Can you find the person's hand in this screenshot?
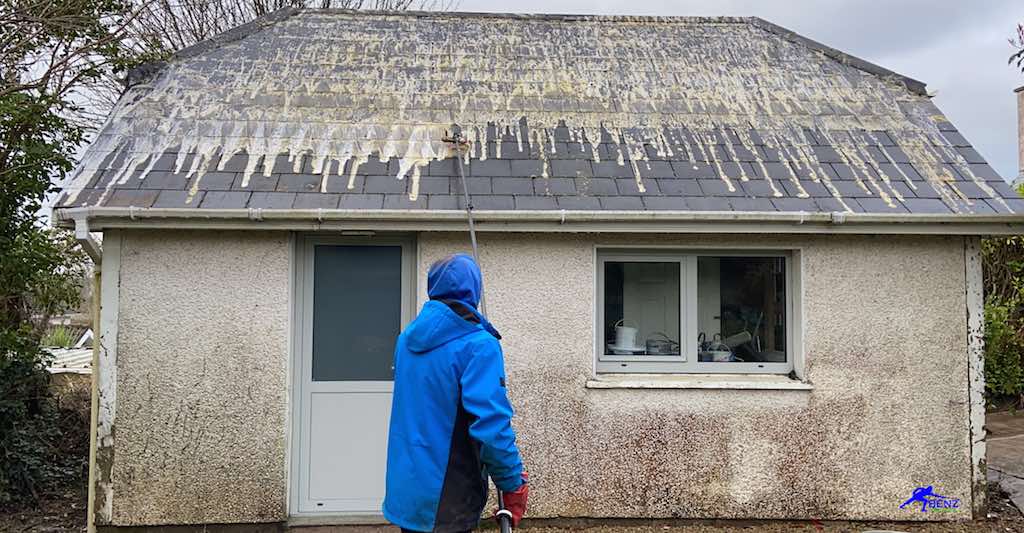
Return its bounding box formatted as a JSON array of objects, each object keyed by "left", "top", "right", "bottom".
[{"left": 497, "top": 471, "right": 529, "bottom": 528}]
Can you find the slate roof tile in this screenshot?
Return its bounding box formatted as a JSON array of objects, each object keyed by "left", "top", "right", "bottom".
[
  {"left": 383, "top": 194, "right": 427, "bottom": 209},
  {"left": 364, "top": 175, "right": 409, "bottom": 194},
  {"left": 730, "top": 198, "right": 776, "bottom": 211},
  {"left": 740, "top": 179, "right": 781, "bottom": 197},
  {"left": 556, "top": 196, "right": 601, "bottom": 209},
  {"left": 492, "top": 177, "right": 534, "bottom": 195},
  {"left": 902, "top": 198, "right": 953, "bottom": 214},
  {"left": 453, "top": 177, "right": 491, "bottom": 195},
  {"left": 106, "top": 189, "right": 159, "bottom": 208},
  {"left": 856, "top": 197, "right": 909, "bottom": 213},
  {"left": 470, "top": 159, "right": 512, "bottom": 177},
  {"left": 592, "top": 161, "right": 635, "bottom": 178},
  {"left": 233, "top": 173, "right": 279, "bottom": 191},
  {"left": 550, "top": 160, "right": 593, "bottom": 178},
  {"left": 656, "top": 178, "right": 702, "bottom": 196},
  {"left": 698, "top": 179, "right": 744, "bottom": 197},
  {"left": 417, "top": 177, "right": 451, "bottom": 195},
  {"left": 199, "top": 191, "right": 251, "bottom": 209},
  {"left": 576, "top": 177, "right": 618, "bottom": 196},
  {"left": 642, "top": 196, "right": 689, "bottom": 210},
  {"left": 534, "top": 177, "right": 576, "bottom": 195},
  {"left": 815, "top": 197, "right": 863, "bottom": 212},
  {"left": 188, "top": 171, "right": 238, "bottom": 191},
  {"left": 472, "top": 195, "right": 515, "bottom": 210},
  {"left": 276, "top": 173, "right": 321, "bottom": 193},
  {"left": 153, "top": 190, "right": 202, "bottom": 208},
  {"left": 515, "top": 196, "right": 559, "bottom": 210},
  {"left": 771, "top": 198, "right": 818, "bottom": 212},
  {"left": 510, "top": 159, "right": 544, "bottom": 177},
  {"left": 337, "top": 193, "right": 384, "bottom": 209},
  {"left": 248, "top": 192, "right": 297, "bottom": 209},
  {"left": 599, "top": 196, "right": 645, "bottom": 210},
  {"left": 685, "top": 197, "right": 732, "bottom": 211},
  {"left": 617, "top": 178, "right": 660, "bottom": 195},
  {"left": 427, "top": 195, "right": 460, "bottom": 210}
]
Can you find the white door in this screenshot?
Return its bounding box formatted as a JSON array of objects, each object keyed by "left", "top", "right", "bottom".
[{"left": 293, "top": 237, "right": 414, "bottom": 515}]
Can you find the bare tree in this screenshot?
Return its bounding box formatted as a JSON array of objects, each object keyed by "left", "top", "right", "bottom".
[
  {"left": 1011, "top": 23, "right": 1024, "bottom": 73},
  {"left": 0, "top": 0, "right": 146, "bottom": 106},
  {"left": 122, "top": 0, "right": 456, "bottom": 61}
]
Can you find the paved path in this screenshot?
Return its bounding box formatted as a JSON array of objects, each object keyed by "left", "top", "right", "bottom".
[{"left": 987, "top": 410, "right": 1024, "bottom": 513}]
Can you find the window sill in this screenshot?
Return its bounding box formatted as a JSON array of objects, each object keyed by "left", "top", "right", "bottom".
[{"left": 585, "top": 373, "right": 813, "bottom": 391}]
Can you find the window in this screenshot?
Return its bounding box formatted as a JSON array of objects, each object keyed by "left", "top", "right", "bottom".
[{"left": 597, "top": 249, "right": 795, "bottom": 374}]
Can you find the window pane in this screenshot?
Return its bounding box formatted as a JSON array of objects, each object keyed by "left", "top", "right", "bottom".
[
  {"left": 603, "top": 262, "right": 681, "bottom": 357},
  {"left": 697, "top": 256, "right": 786, "bottom": 364},
  {"left": 312, "top": 245, "right": 402, "bottom": 381}
]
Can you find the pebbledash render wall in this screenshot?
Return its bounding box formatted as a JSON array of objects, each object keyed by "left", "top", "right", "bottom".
[{"left": 97, "top": 229, "right": 975, "bottom": 527}]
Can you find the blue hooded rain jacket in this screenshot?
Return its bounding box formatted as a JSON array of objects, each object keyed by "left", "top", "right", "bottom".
[{"left": 383, "top": 254, "right": 525, "bottom": 533}]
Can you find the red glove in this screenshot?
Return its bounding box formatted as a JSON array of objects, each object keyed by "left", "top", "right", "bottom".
[{"left": 496, "top": 471, "right": 529, "bottom": 528}]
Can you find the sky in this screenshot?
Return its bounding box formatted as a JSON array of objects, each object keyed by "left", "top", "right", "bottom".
[{"left": 459, "top": 0, "right": 1024, "bottom": 182}]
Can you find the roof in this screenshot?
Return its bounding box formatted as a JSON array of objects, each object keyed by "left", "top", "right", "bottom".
[
  {"left": 47, "top": 348, "right": 93, "bottom": 375},
  {"left": 55, "top": 8, "right": 1024, "bottom": 223}
]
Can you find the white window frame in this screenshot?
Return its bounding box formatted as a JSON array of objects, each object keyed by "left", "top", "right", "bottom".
[{"left": 595, "top": 247, "right": 796, "bottom": 375}]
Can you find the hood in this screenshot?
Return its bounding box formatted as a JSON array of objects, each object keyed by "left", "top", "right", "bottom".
[
  {"left": 404, "top": 300, "right": 495, "bottom": 353},
  {"left": 426, "top": 253, "right": 482, "bottom": 308},
  {"left": 404, "top": 254, "right": 500, "bottom": 353}
]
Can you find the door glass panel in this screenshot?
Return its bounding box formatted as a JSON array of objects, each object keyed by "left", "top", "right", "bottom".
[{"left": 312, "top": 245, "right": 402, "bottom": 381}]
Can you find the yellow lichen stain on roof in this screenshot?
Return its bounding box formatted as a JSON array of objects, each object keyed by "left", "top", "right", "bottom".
[{"left": 64, "top": 11, "right": 1005, "bottom": 213}]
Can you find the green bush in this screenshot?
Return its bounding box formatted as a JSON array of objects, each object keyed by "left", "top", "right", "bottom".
[
  {"left": 0, "top": 231, "right": 88, "bottom": 506},
  {"left": 41, "top": 326, "right": 77, "bottom": 349},
  {"left": 983, "top": 233, "right": 1024, "bottom": 408},
  {"left": 983, "top": 302, "right": 1024, "bottom": 403}
]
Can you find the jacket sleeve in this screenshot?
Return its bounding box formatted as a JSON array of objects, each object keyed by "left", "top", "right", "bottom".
[{"left": 459, "top": 337, "right": 525, "bottom": 492}]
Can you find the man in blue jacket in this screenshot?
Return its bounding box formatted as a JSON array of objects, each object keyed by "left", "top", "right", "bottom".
[{"left": 383, "top": 253, "right": 529, "bottom": 533}]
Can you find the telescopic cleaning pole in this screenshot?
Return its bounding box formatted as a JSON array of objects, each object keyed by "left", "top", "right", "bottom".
[
  {"left": 443, "top": 132, "right": 511, "bottom": 531},
  {"left": 443, "top": 131, "right": 487, "bottom": 316}
]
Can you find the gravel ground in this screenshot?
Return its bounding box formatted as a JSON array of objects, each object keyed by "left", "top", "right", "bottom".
[{"left": 0, "top": 483, "right": 1020, "bottom": 532}]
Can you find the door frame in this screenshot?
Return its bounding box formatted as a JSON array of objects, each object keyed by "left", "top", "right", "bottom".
[{"left": 288, "top": 233, "right": 417, "bottom": 518}]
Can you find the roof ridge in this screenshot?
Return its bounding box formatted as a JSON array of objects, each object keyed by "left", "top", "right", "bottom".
[
  {"left": 305, "top": 8, "right": 752, "bottom": 24},
  {"left": 125, "top": 7, "right": 929, "bottom": 98}
]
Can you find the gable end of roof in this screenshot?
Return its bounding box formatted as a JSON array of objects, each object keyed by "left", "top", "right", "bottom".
[
  {"left": 748, "top": 17, "right": 928, "bottom": 97},
  {"left": 126, "top": 6, "right": 302, "bottom": 87}
]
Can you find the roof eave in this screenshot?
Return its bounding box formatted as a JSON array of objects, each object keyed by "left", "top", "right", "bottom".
[{"left": 53, "top": 207, "right": 1024, "bottom": 236}]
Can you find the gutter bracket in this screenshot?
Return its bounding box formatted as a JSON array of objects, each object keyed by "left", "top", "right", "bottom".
[
  {"left": 248, "top": 207, "right": 264, "bottom": 222},
  {"left": 830, "top": 211, "right": 847, "bottom": 225},
  {"left": 74, "top": 217, "right": 103, "bottom": 267}
]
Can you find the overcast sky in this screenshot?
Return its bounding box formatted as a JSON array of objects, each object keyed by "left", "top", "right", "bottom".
[{"left": 460, "top": 0, "right": 1024, "bottom": 182}]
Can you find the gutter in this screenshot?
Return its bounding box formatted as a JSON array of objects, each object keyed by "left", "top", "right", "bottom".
[{"left": 53, "top": 207, "right": 1024, "bottom": 235}]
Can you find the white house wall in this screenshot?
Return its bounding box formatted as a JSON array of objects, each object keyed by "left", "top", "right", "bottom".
[
  {"left": 102, "top": 230, "right": 973, "bottom": 525},
  {"left": 420, "top": 232, "right": 971, "bottom": 521},
  {"left": 106, "top": 230, "right": 291, "bottom": 526}
]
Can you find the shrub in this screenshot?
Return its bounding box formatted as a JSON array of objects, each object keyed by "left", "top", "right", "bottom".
[
  {"left": 983, "top": 234, "right": 1024, "bottom": 408},
  {"left": 40, "top": 326, "right": 77, "bottom": 349}
]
